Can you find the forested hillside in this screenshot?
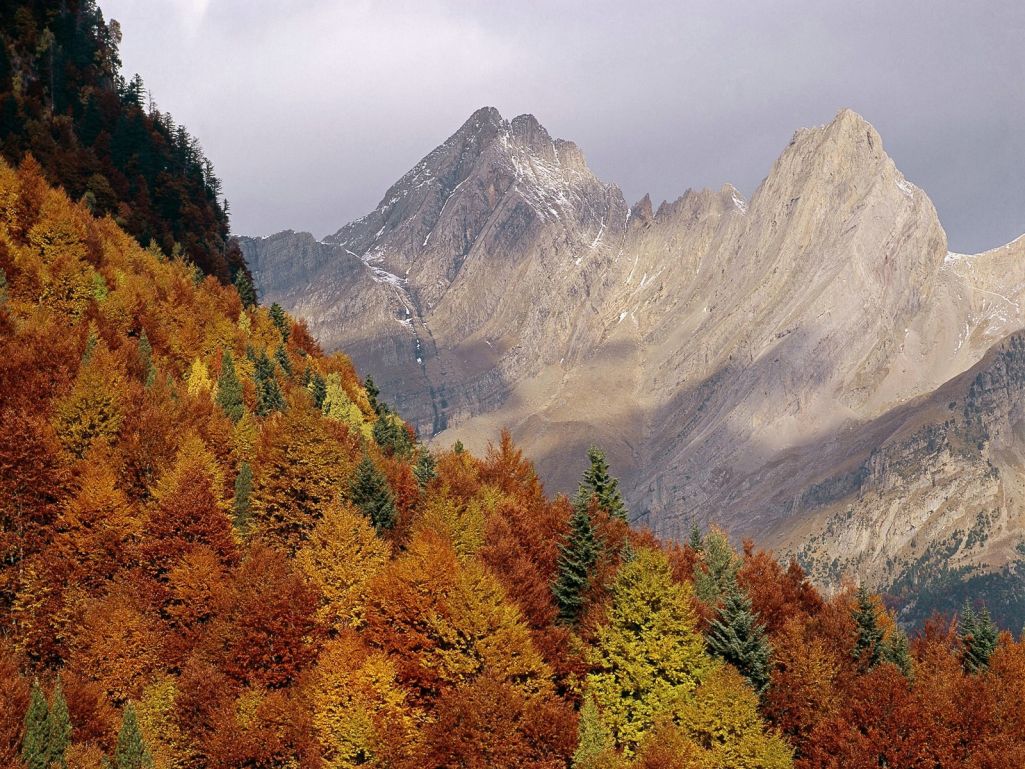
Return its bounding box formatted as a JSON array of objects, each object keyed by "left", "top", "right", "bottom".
[
  {"left": 2, "top": 156, "right": 1025, "bottom": 768},
  {"left": 0, "top": 0, "right": 249, "bottom": 285}
]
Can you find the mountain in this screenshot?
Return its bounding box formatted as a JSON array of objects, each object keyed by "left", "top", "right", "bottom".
[{"left": 240, "top": 107, "right": 1025, "bottom": 619}]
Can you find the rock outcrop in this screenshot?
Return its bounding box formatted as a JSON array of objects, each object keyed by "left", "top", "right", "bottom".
[{"left": 239, "top": 108, "right": 1025, "bottom": 615}]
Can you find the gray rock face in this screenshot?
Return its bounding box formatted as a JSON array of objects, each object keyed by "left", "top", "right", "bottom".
[{"left": 239, "top": 107, "right": 1025, "bottom": 598}]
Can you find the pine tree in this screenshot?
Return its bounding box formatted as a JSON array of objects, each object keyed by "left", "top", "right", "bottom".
[
  {"left": 253, "top": 350, "right": 284, "bottom": 416},
  {"left": 215, "top": 350, "right": 244, "bottom": 422},
  {"left": 269, "top": 303, "right": 290, "bottom": 342},
  {"left": 274, "top": 344, "right": 292, "bottom": 377},
  {"left": 577, "top": 446, "right": 627, "bottom": 521},
  {"left": 21, "top": 680, "right": 49, "bottom": 769},
  {"left": 706, "top": 583, "right": 773, "bottom": 693},
  {"left": 113, "top": 703, "right": 152, "bottom": 769},
  {"left": 881, "top": 626, "right": 913, "bottom": 677},
  {"left": 373, "top": 412, "right": 413, "bottom": 458},
  {"left": 852, "top": 586, "right": 883, "bottom": 670},
  {"left": 414, "top": 450, "right": 437, "bottom": 489},
  {"left": 233, "top": 461, "right": 253, "bottom": 531},
  {"left": 309, "top": 371, "right": 327, "bottom": 409},
  {"left": 552, "top": 502, "right": 599, "bottom": 625},
  {"left": 45, "top": 678, "right": 71, "bottom": 769},
  {"left": 960, "top": 602, "right": 999, "bottom": 674},
  {"left": 137, "top": 329, "right": 156, "bottom": 388},
  {"left": 233, "top": 269, "right": 257, "bottom": 308},
  {"left": 364, "top": 375, "right": 381, "bottom": 415},
  {"left": 349, "top": 455, "right": 396, "bottom": 533}
]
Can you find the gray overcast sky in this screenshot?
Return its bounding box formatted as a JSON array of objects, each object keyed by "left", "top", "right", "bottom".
[{"left": 101, "top": 0, "right": 1024, "bottom": 253}]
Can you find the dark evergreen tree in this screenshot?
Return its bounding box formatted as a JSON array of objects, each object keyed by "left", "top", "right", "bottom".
[
  {"left": 577, "top": 446, "right": 627, "bottom": 521},
  {"left": 232, "top": 265, "right": 257, "bottom": 308},
  {"left": 364, "top": 375, "right": 381, "bottom": 415},
  {"left": 688, "top": 522, "right": 704, "bottom": 552},
  {"left": 269, "top": 303, "right": 290, "bottom": 342},
  {"left": 706, "top": 584, "right": 773, "bottom": 693},
  {"left": 349, "top": 455, "right": 396, "bottom": 533},
  {"left": 113, "top": 703, "right": 152, "bottom": 769},
  {"left": 45, "top": 678, "right": 70, "bottom": 769},
  {"left": 21, "top": 680, "right": 48, "bottom": 769},
  {"left": 881, "top": 626, "right": 913, "bottom": 677},
  {"left": 137, "top": 329, "right": 155, "bottom": 388},
  {"left": 852, "top": 586, "right": 884, "bottom": 670},
  {"left": 252, "top": 350, "right": 284, "bottom": 416},
  {"left": 215, "top": 350, "right": 244, "bottom": 422},
  {"left": 274, "top": 344, "right": 292, "bottom": 377},
  {"left": 960, "top": 602, "right": 999, "bottom": 674},
  {"left": 414, "top": 450, "right": 437, "bottom": 489},
  {"left": 309, "top": 371, "right": 327, "bottom": 410},
  {"left": 373, "top": 413, "right": 413, "bottom": 458},
  {"left": 551, "top": 502, "right": 599, "bottom": 625},
  {"left": 453, "top": 440, "right": 465, "bottom": 454},
  {"left": 233, "top": 461, "right": 253, "bottom": 532}
]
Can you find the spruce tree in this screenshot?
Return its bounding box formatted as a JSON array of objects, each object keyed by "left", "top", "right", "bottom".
[
  {"left": 233, "top": 269, "right": 257, "bottom": 308},
  {"left": 881, "top": 626, "right": 913, "bottom": 677},
  {"left": 215, "top": 350, "right": 244, "bottom": 422},
  {"left": 253, "top": 350, "right": 284, "bottom": 416},
  {"left": 852, "top": 586, "right": 883, "bottom": 670},
  {"left": 414, "top": 450, "right": 437, "bottom": 489},
  {"left": 309, "top": 371, "right": 327, "bottom": 410},
  {"left": 960, "top": 602, "right": 999, "bottom": 674},
  {"left": 21, "top": 680, "right": 49, "bottom": 769},
  {"left": 233, "top": 461, "right": 253, "bottom": 531},
  {"left": 269, "top": 302, "right": 290, "bottom": 342},
  {"left": 274, "top": 344, "right": 292, "bottom": 376},
  {"left": 349, "top": 455, "right": 396, "bottom": 532},
  {"left": 373, "top": 412, "right": 412, "bottom": 458},
  {"left": 577, "top": 446, "right": 628, "bottom": 521},
  {"left": 364, "top": 375, "right": 381, "bottom": 415},
  {"left": 552, "top": 502, "right": 599, "bottom": 625},
  {"left": 706, "top": 584, "right": 773, "bottom": 693},
  {"left": 45, "top": 678, "right": 71, "bottom": 769},
  {"left": 137, "top": 329, "right": 156, "bottom": 388},
  {"left": 113, "top": 703, "right": 152, "bottom": 769}
]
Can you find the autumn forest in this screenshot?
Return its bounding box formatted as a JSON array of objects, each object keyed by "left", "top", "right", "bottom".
[{"left": 2, "top": 2, "right": 1025, "bottom": 769}]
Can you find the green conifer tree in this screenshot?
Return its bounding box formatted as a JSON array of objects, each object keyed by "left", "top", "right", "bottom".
[
  {"left": 552, "top": 502, "right": 599, "bottom": 625},
  {"left": 309, "top": 371, "right": 327, "bottom": 409},
  {"left": 706, "top": 584, "right": 773, "bottom": 693},
  {"left": 269, "top": 302, "right": 290, "bottom": 342},
  {"left": 45, "top": 678, "right": 71, "bottom": 769},
  {"left": 215, "top": 350, "right": 244, "bottom": 422},
  {"left": 960, "top": 602, "right": 999, "bottom": 674},
  {"left": 233, "top": 270, "right": 257, "bottom": 308},
  {"left": 373, "top": 412, "right": 413, "bottom": 458},
  {"left": 577, "top": 446, "right": 628, "bottom": 521},
  {"left": 233, "top": 461, "right": 253, "bottom": 532},
  {"left": 113, "top": 703, "right": 152, "bottom": 769},
  {"left": 21, "top": 680, "right": 49, "bottom": 769},
  {"left": 364, "top": 375, "right": 381, "bottom": 415},
  {"left": 881, "top": 626, "right": 913, "bottom": 677},
  {"left": 253, "top": 350, "right": 284, "bottom": 416},
  {"left": 349, "top": 455, "right": 396, "bottom": 532},
  {"left": 414, "top": 450, "right": 437, "bottom": 489},
  {"left": 852, "top": 586, "right": 883, "bottom": 670},
  {"left": 274, "top": 344, "right": 292, "bottom": 377},
  {"left": 137, "top": 329, "right": 156, "bottom": 388}
]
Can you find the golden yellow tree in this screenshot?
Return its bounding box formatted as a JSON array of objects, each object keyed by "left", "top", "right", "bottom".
[{"left": 296, "top": 501, "right": 390, "bottom": 630}]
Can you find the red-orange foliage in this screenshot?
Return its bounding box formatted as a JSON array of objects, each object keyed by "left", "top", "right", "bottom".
[{"left": 4, "top": 157, "right": 1025, "bottom": 769}]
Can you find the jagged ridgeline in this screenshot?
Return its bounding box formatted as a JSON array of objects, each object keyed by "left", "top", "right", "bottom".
[{"left": 0, "top": 0, "right": 248, "bottom": 283}]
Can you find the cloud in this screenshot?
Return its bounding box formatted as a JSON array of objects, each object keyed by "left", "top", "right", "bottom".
[{"left": 99, "top": 0, "right": 1025, "bottom": 252}]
